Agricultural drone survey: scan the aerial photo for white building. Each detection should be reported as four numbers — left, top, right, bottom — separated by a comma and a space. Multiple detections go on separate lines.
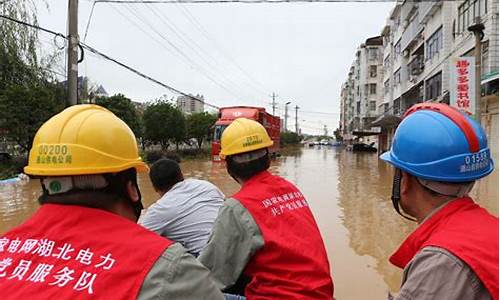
176, 94, 205, 114
341, 0, 498, 155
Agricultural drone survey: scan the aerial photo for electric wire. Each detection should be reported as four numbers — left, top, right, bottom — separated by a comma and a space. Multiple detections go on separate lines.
119, 2, 245, 100
142, 3, 260, 100
0, 14, 220, 109
173, 2, 270, 95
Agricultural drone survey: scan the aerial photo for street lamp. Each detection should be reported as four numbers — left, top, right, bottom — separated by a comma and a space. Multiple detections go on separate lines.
468, 17, 485, 123
284, 101, 292, 132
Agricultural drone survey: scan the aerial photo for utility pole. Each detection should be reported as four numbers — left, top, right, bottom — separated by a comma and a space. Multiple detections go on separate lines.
284, 101, 291, 132
67, 0, 79, 106
270, 93, 278, 116
468, 17, 484, 123
294, 105, 299, 134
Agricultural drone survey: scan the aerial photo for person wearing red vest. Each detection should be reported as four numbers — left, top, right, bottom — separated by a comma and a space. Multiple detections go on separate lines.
0, 105, 224, 299
199, 118, 334, 299
380, 103, 498, 300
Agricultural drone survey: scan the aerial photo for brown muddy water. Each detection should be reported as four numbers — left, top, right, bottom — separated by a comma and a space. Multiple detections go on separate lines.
0, 147, 498, 299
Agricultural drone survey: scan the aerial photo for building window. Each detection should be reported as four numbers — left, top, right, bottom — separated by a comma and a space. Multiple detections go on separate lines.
426, 27, 443, 61
369, 83, 377, 95
384, 80, 390, 95
482, 40, 489, 76
370, 101, 376, 111
394, 39, 401, 56
425, 72, 442, 100
393, 68, 401, 85
458, 0, 487, 33
393, 98, 401, 115
384, 55, 391, 71
369, 48, 378, 60
370, 65, 378, 77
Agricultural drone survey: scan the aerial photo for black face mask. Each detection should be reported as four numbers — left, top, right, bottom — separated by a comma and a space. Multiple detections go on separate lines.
391, 169, 417, 222
105, 169, 144, 222
129, 177, 144, 222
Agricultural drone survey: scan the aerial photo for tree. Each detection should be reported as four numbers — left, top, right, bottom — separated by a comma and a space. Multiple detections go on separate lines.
186, 112, 217, 149
334, 128, 343, 142
143, 100, 186, 150
280, 132, 302, 146
0, 1, 66, 155
0, 83, 65, 152
0, 1, 59, 91
95, 94, 142, 137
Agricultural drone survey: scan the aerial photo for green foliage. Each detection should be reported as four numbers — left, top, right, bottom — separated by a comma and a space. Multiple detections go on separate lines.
186, 112, 217, 149
95, 94, 142, 137
0, 1, 57, 90
143, 100, 186, 150
280, 131, 302, 146
0, 83, 66, 152
334, 128, 343, 142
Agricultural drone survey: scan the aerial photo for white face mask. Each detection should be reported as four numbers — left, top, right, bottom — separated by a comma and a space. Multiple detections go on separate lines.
42, 175, 108, 195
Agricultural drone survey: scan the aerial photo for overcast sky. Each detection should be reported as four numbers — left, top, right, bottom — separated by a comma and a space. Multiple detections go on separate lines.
37, 0, 394, 135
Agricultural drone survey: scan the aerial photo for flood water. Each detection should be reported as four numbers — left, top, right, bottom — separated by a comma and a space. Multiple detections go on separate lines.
0, 147, 498, 299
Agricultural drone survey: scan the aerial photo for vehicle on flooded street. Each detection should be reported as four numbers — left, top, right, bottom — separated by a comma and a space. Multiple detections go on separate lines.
211, 106, 281, 161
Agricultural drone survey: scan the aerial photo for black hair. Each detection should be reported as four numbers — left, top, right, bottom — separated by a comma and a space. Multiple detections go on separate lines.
226, 150, 270, 182
149, 158, 184, 192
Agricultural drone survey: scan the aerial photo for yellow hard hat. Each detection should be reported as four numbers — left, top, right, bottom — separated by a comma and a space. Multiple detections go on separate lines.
220, 118, 273, 159
24, 104, 148, 176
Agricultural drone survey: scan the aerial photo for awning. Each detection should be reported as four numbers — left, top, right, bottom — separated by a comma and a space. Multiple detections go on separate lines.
371, 114, 401, 128
352, 129, 381, 137
481, 72, 499, 85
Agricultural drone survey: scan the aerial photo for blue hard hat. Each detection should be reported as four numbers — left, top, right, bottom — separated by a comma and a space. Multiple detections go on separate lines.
380, 103, 494, 182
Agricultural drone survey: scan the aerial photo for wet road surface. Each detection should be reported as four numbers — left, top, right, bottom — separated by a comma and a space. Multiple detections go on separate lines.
0, 146, 498, 299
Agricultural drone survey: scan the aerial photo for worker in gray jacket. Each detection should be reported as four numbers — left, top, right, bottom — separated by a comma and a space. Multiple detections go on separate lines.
381, 103, 498, 300
0, 104, 224, 300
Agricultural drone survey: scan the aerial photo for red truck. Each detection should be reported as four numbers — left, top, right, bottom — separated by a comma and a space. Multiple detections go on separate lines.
212, 106, 281, 161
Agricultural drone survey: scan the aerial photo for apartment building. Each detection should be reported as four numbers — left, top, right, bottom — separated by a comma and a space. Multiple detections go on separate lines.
176, 94, 205, 114
339, 36, 384, 143
340, 0, 498, 155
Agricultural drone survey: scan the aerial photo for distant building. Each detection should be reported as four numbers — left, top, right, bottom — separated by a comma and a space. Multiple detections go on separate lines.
340, 0, 498, 156
176, 94, 205, 114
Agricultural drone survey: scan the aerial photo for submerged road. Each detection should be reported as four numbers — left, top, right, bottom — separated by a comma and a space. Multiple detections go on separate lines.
1, 146, 498, 299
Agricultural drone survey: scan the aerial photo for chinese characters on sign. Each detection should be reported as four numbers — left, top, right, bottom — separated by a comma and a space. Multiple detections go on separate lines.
450, 57, 475, 115
261, 191, 309, 217
0, 237, 116, 295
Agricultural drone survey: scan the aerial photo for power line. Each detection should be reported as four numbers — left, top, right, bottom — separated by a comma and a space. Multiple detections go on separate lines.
143, 3, 259, 100
173, 3, 270, 95
81, 43, 220, 108
0, 14, 220, 109
118, 3, 245, 100
0, 15, 65, 38
83, 1, 97, 41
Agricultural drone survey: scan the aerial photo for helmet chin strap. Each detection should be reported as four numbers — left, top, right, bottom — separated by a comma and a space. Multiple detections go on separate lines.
391, 169, 417, 222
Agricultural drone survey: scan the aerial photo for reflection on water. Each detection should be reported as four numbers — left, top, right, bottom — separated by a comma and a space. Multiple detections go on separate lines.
0, 146, 498, 300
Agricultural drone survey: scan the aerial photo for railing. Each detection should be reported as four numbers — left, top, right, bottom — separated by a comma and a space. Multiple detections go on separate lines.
401, 13, 423, 52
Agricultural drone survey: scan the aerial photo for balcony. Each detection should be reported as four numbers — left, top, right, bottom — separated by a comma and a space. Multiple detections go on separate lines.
401, 13, 423, 52
419, 1, 442, 24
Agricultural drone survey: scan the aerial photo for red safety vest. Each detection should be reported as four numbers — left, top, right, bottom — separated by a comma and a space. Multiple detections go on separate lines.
233, 171, 334, 300
390, 198, 499, 300
0, 204, 172, 299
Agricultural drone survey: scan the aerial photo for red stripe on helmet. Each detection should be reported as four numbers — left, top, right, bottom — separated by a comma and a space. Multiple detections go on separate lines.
403, 103, 480, 153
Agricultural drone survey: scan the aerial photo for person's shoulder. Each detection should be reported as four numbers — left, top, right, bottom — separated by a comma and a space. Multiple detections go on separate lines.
186, 178, 223, 193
